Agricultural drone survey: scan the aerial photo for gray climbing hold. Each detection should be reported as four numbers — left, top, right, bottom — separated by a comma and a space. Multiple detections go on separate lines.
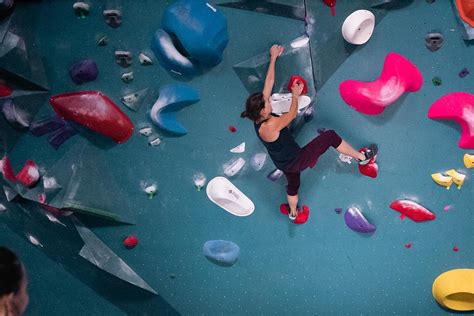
139, 53, 153, 65
203, 240, 240, 266
73, 2, 90, 18
121, 71, 133, 83
425, 32, 443, 52
103, 9, 122, 27
97, 35, 108, 46
115, 51, 132, 67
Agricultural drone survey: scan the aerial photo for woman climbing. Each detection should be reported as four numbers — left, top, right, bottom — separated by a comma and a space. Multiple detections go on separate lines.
241, 44, 377, 222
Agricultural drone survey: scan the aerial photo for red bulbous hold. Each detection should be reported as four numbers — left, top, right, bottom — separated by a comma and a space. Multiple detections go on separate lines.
49, 91, 134, 143
123, 235, 139, 248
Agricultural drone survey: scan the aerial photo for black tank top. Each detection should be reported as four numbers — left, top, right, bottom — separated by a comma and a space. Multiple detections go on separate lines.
254, 117, 301, 171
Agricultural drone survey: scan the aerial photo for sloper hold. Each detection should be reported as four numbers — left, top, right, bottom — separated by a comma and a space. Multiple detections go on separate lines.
389, 199, 436, 222
344, 205, 376, 233
150, 84, 199, 135
72, 216, 157, 294
50, 91, 134, 143
428, 92, 474, 149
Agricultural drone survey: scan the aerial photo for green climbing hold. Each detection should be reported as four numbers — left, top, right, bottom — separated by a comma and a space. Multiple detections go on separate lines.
432, 76, 442, 86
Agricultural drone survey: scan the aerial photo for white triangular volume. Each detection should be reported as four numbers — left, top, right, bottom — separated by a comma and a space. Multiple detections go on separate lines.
230, 142, 245, 153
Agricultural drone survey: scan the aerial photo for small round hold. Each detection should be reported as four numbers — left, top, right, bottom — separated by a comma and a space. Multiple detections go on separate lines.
73, 2, 90, 18
121, 71, 133, 83
139, 53, 153, 65
425, 32, 444, 52
458, 68, 469, 78
123, 235, 138, 248
432, 76, 442, 86
97, 35, 108, 46
103, 9, 122, 28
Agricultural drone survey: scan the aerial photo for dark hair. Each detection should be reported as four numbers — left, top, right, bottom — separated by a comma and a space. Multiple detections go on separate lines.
0, 247, 23, 296
241, 92, 265, 121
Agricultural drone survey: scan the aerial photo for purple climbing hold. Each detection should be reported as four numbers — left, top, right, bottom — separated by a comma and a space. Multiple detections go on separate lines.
47, 123, 78, 150
335, 207, 343, 214
69, 59, 98, 84
459, 68, 469, 78
344, 206, 376, 233
30, 115, 66, 136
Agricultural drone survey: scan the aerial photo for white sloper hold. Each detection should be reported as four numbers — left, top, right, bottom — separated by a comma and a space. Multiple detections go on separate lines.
250, 152, 267, 171
230, 142, 245, 153
223, 157, 246, 177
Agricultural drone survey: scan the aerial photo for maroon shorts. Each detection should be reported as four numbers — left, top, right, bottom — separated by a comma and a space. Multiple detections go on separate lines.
283, 130, 342, 196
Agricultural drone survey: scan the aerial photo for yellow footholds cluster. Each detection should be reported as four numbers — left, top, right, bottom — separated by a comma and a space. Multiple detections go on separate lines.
446, 169, 466, 189
431, 173, 454, 190
464, 153, 474, 169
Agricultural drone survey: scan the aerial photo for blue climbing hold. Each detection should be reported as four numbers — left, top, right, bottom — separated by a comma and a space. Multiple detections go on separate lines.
150, 84, 199, 136
203, 240, 240, 266
69, 59, 98, 84
151, 29, 199, 76
152, 0, 228, 76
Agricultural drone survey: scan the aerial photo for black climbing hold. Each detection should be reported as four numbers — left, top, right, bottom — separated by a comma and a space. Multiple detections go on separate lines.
458, 68, 469, 78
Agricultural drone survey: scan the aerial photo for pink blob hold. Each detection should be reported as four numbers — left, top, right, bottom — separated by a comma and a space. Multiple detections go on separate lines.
340, 52, 423, 115
1, 156, 17, 182
427, 92, 474, 149
123, 235, 139, 248
16, 160, 40, 187
453, 246, 459, 252
405, 242, 412, 248
390, 199, 436, 222
443, 204, 454, 211
50, 91, 134, 143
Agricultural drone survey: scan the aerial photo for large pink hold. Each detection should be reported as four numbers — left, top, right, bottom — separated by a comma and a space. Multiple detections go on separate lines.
340, 52, 423, 115
390, 199, 436, 222
50, 91, 134, 143
427, 92, 474, 149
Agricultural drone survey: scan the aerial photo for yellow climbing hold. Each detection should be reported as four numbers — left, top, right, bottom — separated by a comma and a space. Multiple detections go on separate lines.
464, 153, 474, 169
446, 169, 466, 189
431, 173, 453, 190
432, 269, 474, 311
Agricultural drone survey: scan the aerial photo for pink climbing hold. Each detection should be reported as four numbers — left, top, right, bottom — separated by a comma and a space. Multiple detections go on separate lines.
405, 242, 412, 248
0, 156, 17, 182
339, 52, 423, 115
453, 246, 459, 252
16, 160, 40, 187
427, 92, 474, 149
443, 204, 454, 211
390, 199, 436, 222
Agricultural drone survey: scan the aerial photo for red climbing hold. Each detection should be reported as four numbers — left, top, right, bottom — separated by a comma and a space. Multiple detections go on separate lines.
453, 246, 459, 252
123, 235, 139, 248
228, 125, 237, 133
280, 203, 310, 224
0, 81, 12, 97
50, 91, 134, 143
390, 199, 436, 222
405, 242, 412, 248
358, 148, 378, 178
287, 75, 308, 95
1, 156, 17, 182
